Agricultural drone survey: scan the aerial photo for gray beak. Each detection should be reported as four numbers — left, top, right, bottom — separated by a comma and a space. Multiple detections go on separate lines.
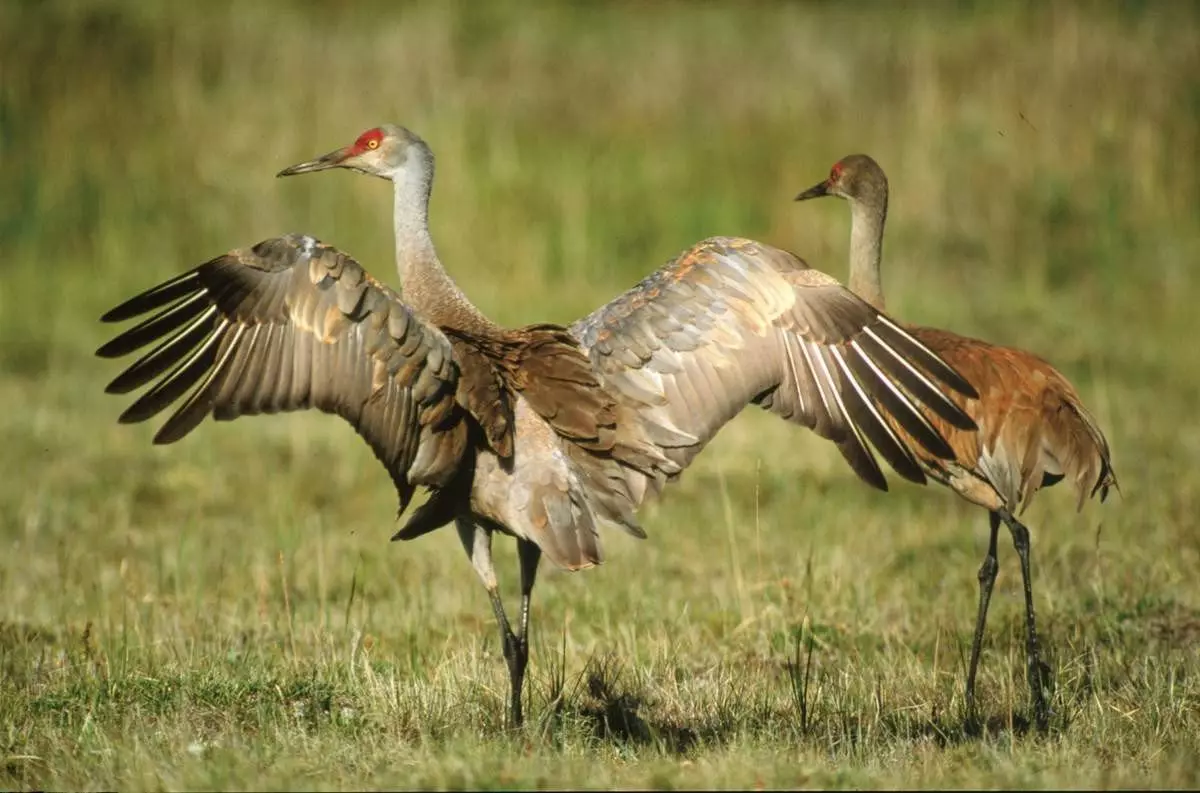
794, 180, 831, 201
276, 146, 354, 178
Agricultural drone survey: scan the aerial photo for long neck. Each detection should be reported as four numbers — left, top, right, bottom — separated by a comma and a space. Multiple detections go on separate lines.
847, 193, 887, 313
392, 151, 494, 333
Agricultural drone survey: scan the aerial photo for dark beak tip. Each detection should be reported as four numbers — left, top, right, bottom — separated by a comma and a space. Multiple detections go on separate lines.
794, 183, 830, 202
275, 147, 350, 179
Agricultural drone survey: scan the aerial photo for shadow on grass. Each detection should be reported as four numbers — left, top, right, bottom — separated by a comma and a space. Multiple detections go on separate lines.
534, 649, 712, 755
781, 622, 1059, 750
533, 643, 1049, 758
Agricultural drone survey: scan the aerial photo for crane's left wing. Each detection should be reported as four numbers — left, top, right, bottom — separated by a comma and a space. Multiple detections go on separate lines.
96, 234, 468, 513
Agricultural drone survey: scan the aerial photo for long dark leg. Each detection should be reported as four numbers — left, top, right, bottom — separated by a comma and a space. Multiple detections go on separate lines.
484, 587, 525, 728
965, 511, 1001, 723
998, 509, 1051, 731
505, 539, 541, 728
456, 519, 526, 728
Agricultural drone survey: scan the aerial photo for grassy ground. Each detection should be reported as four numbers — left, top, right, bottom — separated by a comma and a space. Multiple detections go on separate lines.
2, 0, 1199, 788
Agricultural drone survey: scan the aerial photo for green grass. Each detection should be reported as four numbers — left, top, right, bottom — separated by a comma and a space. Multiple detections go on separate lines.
2, 0, 1199, 788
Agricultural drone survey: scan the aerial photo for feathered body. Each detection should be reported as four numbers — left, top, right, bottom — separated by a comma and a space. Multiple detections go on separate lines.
898, 326, 1116, 515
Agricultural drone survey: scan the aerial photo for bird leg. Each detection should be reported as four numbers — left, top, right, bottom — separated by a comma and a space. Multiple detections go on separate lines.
505, 539, 541, 728
998, 509, 1052, 731
456, 519, 528, 728
484, 586, 526, 727
965, 511, 1001, 725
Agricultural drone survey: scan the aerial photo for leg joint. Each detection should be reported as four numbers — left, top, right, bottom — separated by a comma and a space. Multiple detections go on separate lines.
977, 553, 999, 583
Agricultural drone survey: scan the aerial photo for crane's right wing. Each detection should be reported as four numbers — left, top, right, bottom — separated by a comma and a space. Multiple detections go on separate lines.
96, 234, 468, 513
572, 236, 979, 505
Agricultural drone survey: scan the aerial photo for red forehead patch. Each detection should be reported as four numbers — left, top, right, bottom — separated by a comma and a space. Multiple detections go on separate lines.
352, 127, 384, 153
831, 161, 844, 180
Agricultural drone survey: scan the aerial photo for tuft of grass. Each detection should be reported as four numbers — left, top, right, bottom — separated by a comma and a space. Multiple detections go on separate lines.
2, 0, 1199, 788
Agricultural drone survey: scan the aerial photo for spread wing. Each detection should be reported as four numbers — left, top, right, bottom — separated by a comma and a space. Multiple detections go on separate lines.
96, 234, 468, 513
572, 236, 979, 502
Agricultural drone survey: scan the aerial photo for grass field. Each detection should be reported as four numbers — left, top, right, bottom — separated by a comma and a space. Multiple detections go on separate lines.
3, 0, 1199, 788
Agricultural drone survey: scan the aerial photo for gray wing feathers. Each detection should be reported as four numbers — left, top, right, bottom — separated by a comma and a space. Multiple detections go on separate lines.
573, 236, 978, 501
97, 234, 467, 511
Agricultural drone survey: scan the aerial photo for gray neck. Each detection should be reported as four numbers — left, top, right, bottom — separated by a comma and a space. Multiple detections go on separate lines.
847, 195, 887, 313
392, 148, 493, 332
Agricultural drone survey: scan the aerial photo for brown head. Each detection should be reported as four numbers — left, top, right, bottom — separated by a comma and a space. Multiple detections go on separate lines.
277, 124, 433, 183
794, 153, 888, 213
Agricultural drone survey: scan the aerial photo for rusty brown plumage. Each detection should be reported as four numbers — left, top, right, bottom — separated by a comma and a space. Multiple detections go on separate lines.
797, 152, 1119, 731
98, 127, 984, 730
895, 326, 1116, 515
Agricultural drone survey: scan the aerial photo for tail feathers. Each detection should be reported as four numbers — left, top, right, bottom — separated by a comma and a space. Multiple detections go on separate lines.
1070, 399, 1119, 505
532, 482, 602, 571
1036, 395, 1118, 513
564, 442, 647, 539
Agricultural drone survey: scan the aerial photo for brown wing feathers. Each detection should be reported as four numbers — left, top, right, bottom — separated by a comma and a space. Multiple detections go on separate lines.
443, 322, 670, 477
97, 235, 467, 511
500, 325, 619, 447
442, 334, 514, 458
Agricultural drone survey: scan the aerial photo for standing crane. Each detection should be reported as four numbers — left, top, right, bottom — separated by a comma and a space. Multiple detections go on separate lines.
96, 126, 982, 729
795, 154, 1118, 731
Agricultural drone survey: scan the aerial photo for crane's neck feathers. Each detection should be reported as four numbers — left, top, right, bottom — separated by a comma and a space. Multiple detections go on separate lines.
847, 190, 888, 313
391, 144, 495, 333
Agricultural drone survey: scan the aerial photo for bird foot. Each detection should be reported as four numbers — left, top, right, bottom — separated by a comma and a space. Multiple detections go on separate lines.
1029, 657, 1054, 732
502, 631, 529, 728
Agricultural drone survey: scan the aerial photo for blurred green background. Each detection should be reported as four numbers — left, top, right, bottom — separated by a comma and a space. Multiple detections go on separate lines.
2, 0, 1198, 788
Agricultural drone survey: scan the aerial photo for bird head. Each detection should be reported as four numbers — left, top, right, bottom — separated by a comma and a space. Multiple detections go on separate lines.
795, 153, 887, 206
277, 124, 432, 182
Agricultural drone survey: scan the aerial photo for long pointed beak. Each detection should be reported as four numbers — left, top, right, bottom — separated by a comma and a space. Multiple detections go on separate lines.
794, 180, 831, 201
276, 146, 354, 178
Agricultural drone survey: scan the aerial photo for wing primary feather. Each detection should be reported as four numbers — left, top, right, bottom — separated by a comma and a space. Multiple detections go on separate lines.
808, 339, 854, 435
779, 332, 809, 420
874, 316, 979, 399
154, 323, 247, 444
823, 364, 888, 491
863, 325, 977, 431
119, 319, 228, 425
811, 340, 921, 488
96, 290, 211, 359
104, 306, 220, 395
829, 345, 925, 485
100, 269, 204, 323
795, 337, 839, 438
847, 338, 956, 459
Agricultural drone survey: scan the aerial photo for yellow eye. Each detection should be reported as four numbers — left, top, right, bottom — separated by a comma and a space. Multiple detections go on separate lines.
367, 139, 379, 150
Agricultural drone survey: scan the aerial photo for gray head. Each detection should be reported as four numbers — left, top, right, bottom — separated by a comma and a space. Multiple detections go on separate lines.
277, 124, 433, 182
794, 153, 888, 211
